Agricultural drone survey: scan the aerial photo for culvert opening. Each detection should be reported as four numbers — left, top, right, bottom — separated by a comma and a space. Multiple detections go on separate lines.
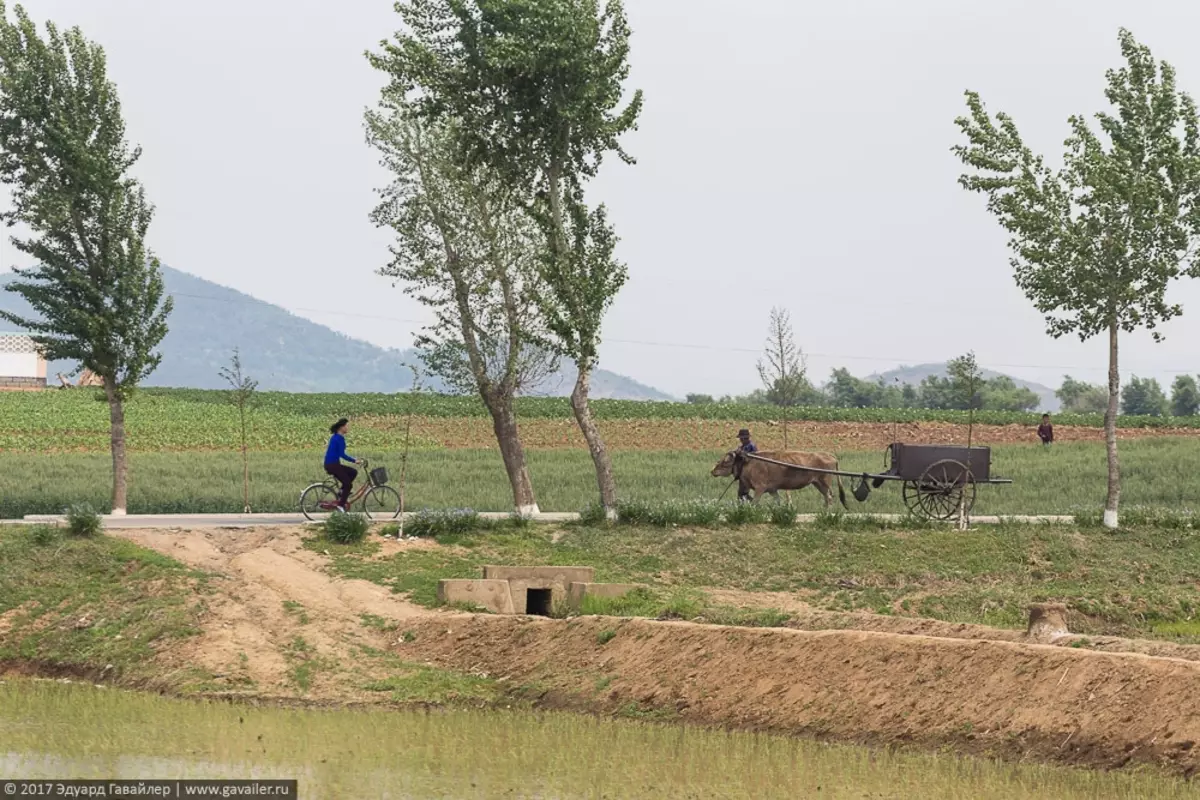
526, 588, 552, 616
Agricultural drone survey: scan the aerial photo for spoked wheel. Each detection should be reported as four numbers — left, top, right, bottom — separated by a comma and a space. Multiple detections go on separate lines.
362, 485, 402, 520
300, 482, 338, 521
902, 459, 976, 521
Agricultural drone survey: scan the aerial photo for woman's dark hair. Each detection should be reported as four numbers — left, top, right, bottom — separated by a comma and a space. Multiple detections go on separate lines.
330, 418, 349, 434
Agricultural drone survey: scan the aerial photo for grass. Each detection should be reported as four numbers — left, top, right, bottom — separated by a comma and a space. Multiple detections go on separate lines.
316, 522, 1200, 643
3, 680, 1195, 798
0, 526, 208, 682
3, 438, 1200, 518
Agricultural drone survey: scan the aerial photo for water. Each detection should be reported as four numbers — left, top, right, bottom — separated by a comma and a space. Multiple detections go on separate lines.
1, 681, 1195, 799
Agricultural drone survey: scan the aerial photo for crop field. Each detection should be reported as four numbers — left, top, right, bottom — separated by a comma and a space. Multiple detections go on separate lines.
5, 388, 1200, 455
2, 388, 1199, 517
2, 438, 1198, 518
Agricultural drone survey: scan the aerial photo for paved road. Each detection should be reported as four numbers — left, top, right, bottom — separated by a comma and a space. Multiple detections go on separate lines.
9, 511, 1076, 530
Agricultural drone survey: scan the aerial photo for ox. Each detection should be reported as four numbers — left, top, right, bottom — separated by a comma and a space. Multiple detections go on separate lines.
711, 449, 849, 509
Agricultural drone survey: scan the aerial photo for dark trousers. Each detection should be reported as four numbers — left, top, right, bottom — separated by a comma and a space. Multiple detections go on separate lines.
324, 463, 357, 506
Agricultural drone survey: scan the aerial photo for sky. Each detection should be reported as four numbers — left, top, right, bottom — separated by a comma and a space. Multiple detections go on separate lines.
3, 0, 1200, 399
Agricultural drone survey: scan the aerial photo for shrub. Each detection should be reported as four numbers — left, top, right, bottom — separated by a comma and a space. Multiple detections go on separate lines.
405, 508, 483, 538
579, 503, 608, 526
725, 501, 770, 526
324, 512, 369, 544
378, 523, 401, 538
770, 504, 798, 528
30, 525, 57, 546
65, 504, 102, 538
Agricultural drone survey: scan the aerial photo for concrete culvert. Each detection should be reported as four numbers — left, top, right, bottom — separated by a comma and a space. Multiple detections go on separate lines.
1026, 603, 1070, 641
525, 588, 552, 617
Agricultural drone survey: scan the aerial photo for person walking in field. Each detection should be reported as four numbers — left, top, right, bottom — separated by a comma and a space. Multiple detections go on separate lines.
1037, 414, 1054, 447
323, 418, 358, 512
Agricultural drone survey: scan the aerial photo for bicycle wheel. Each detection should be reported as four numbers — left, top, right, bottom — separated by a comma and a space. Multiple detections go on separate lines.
300, 482, 338, 521
362, 485, 402, 520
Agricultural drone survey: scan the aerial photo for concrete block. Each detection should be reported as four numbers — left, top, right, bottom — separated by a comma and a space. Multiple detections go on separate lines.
437, 579, 514, 614
507, 578, 570, 615
568, 582, 647, 610
482, 565, 595, 584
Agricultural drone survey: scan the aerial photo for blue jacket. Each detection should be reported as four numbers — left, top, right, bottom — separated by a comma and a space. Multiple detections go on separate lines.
324, 433, 356, 466
739, 441, 757, 454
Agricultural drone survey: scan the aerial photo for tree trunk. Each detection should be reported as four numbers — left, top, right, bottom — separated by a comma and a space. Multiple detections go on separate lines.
570, 366, 618, 512
104, 378, 128, 516
1103, 321, 1121, 529
240, 406, 250, 513
482, 391, 539, 515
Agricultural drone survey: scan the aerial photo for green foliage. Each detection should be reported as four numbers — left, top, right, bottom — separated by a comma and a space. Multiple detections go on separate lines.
29, 525, 57, 546
954, 29, 1200, 346
323, 512, 370, 544
0, 3, 172, 396
1121, 376, 1169, 417
65, 504, 102, 538
954, 29, 1200, 524
1171, 375, 1200, 417
1057, 376, 1109, 414
770, 504, 799, 528
405, 508, 484, 538
4, 388, 1200, 458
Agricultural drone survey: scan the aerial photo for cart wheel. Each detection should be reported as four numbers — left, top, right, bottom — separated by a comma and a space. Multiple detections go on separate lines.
908, 459, 976, 521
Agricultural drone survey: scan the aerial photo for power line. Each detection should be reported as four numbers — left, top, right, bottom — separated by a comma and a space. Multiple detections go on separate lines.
168, 289, 1199, 377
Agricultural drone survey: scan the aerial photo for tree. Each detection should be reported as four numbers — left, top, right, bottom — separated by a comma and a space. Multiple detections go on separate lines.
219, 348, 258, 513
0, 3, 172, 516
1121, 375, 1168, 416
953, 29, 1200, 529
1057, 375, 1109, 413
756, 307, 809, 448
686, 393, 715, 405
369, 0, 642, 512
365, 105, 555, 513
978, 376, 1039, 412
1170, 375, 1200, 417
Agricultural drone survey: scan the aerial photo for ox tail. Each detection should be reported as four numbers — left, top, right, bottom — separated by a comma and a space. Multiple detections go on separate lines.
836, 474, 849, 511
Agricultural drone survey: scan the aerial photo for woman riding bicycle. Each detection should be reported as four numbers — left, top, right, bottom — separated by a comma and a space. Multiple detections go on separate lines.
324, 418, 358, 512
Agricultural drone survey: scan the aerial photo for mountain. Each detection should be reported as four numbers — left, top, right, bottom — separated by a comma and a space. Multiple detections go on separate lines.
0, 267, 674, 399
867, 363, 1060, 412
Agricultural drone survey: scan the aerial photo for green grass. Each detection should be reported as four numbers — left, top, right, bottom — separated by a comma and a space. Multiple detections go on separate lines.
0, 526, 208, 682
316, 522, 1200, 642
7, 681, 1194, 798
2, 438, 1198, 518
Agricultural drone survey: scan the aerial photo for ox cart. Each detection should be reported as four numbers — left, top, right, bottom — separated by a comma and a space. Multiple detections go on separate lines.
742, 443, 1013, 521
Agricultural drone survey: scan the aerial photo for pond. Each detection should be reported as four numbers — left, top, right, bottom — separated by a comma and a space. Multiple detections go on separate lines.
1, 681, 1195, 799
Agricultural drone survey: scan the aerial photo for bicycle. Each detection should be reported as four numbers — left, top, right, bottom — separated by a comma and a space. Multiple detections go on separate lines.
299, 459, 402, 521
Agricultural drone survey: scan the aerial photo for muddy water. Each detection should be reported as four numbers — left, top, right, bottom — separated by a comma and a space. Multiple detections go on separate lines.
1, 681, 1195, 799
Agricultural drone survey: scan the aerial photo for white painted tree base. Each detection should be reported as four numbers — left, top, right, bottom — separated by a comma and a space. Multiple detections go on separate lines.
110, 508, 127, 517
1103, 509, 1119, 529
516, 504, 541, 517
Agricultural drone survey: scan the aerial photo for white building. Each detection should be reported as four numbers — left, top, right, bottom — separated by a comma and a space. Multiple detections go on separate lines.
0, 332, 47, 390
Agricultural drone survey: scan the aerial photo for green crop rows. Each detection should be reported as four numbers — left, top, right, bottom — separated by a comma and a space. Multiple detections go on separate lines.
4, 388, 1200, 455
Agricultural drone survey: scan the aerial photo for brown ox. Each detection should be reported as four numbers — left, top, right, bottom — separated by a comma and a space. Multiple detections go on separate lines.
711, 449, 848, 509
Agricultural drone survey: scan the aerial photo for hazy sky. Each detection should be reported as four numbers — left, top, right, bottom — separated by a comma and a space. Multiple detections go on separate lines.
4, 0, 1200, 398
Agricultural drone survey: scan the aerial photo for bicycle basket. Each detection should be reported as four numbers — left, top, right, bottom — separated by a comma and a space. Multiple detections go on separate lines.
370, 466, 389, 486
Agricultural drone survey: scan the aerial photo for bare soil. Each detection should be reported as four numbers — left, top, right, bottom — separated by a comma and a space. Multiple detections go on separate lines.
107, 527, 1200, 773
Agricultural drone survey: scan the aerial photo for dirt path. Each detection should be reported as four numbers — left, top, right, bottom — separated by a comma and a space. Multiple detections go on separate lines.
116, 527, 444, 702
114, 527, 1200, 773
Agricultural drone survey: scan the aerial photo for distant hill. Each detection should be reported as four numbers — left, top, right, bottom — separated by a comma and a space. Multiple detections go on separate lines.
0, 267, 674, 400
867, 363, 1060, 412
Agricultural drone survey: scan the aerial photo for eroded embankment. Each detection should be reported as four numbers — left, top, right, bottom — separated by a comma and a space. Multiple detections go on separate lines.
27, 526, 1196, 774
401, 613, 1200, 773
